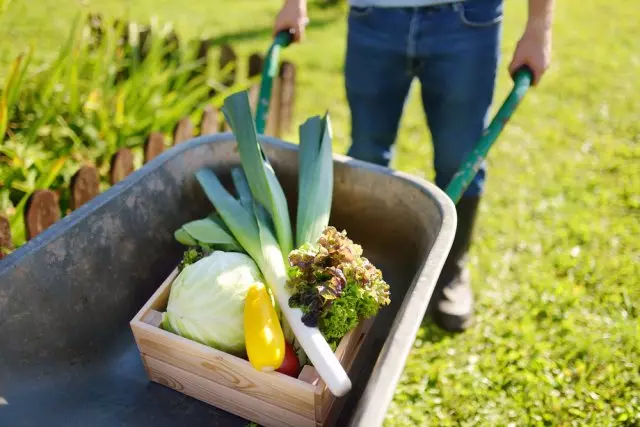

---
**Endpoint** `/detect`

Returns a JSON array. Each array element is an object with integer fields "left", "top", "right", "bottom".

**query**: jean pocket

[
  {"left": 458, "top": 0, "right": 504, "bottom": 27},
  {"left": 350, "top": 6, "right": 373, "bottom": 18}
]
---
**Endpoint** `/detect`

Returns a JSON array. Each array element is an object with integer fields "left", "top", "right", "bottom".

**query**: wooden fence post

[
  {"left": 110, "top": 148, "right": 134, "bottom": 185},
  {"left": 70, "top": 165, "right": 100, "bottom": 210},
  {"left": 200, "top": 105, "right": 219, "bottom": 135},
  {"left": 25, "top": 190, "right": 61, "bottom": 240},
  {"left": 194, "top": 38, "right": 212, "bottom": 81},
  {"left": 173, "top": 118, "right": 194, "bottom": 144},
  {"left": 248, "top": 53, "right": 264, "bottom": 114},
  {"left": 163, "top": 29, "right": 180, "bottom": 64},
  {"left": 144, "top": 132, "right": 165, "bottom": 163},
  {"left": 0, "top": 215, "right": 11, "bottom": 258},
  {"left": 114, "top": 20, "right": 131, "bottom": 83},
  {"left": 220, "top": 44, "right": 237, "bottom": 88},
  {"left": 86, "top": 13, "right": 104, "bottom": 49},
  {"left": 279, "top": 61, "right": 296, "bottom": 136},
  {"left": 220, "top": 44, "right": 237, "bottom": 132},
  {"left": 139, "top": 25, "right": 152, "bottom": 62},
  {"left": 265, "top": 67, "right": 283, "bottom": 137}
]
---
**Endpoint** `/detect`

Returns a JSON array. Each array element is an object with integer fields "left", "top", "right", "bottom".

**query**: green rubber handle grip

[
  {"left": 255, "top": 31, "right": 293, "bottom": 134},
  {"left": 444, "top": 65, "right": 534, "bottom": 204}
]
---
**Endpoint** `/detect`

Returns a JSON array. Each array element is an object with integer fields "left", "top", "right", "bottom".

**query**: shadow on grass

[{"left": 419, "top": 316, "right": 460, "bottom": 344}]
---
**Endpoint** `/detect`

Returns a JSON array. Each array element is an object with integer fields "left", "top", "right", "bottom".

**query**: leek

[
  {"left": 174, "top": 215, "right": 245, "bottom": 253},
  {"left": 296, "top": 113, "right": 334, "bottom": 247},
  {"left": 193, "top": 90, "right": 352, "bottom": 397},
  {"left": 220, "top": 92, "right": 293, "bottom": 258},
  {"left": 196, "top": 167, "right": 352, "bottom": 397},
  {"left": 231, "top": 166, "right": 294, "bottom": 343},
  {"left": 231, "top": 167, "right": 254, "bottom": 211},
  {"left": 195, "top": 169, "right": 264, "bottom": 264}
]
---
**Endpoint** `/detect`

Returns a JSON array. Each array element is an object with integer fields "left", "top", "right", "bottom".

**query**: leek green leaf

[
  {"left": 175, "top": 228, "right": 198, "bottom": 246},
  {"left": 221, "top": 91, "right": 293, "bottom": 257},
  {"left": 195, "top": 168, "right": 264, "bottom": 265},
  {"left": 182, "top": 218, "right": 239, "bottom": 245},
  {"left": 207, "top": 212, "right": 232, "bottom": 233},
  {"left": 231, "top": 167, "right": 254, "bottom": 211},
  {"left": 175, "top": 217, "right": 245, "bottom": 253},
  {"left": 232, "top": 167, "right": 276, "bottom": 237},
  {"left": 296, "top": 112, "right": 334, "bottom": 246}
]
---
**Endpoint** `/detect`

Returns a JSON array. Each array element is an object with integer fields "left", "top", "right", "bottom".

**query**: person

[{"left": 273, "top": 0, "right": 554, "bottom": 332}]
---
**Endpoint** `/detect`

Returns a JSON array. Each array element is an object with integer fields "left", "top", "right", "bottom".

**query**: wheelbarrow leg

[{"left": 427, "top": 195, "right": 480, "bottom": 332}]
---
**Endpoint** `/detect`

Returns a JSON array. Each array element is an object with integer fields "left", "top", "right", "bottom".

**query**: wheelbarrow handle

[
  {"left": 255, "top": 31, "right": 294, "bottom": 134},
  {"left": 444, "top": 65, "right": 534, "bottom": 204}
]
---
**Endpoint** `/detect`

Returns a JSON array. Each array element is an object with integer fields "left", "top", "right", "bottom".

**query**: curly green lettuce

[
  {"left": 286, "top": 226, "right": 391, "bottom": 347},
  {"left": 178, "top": 245, "right": 213, "bottom": 271}
]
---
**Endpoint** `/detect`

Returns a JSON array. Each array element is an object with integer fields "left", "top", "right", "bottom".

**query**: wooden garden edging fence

[{"left": 0, "top": 39, "right": 296, "bottom": 259}]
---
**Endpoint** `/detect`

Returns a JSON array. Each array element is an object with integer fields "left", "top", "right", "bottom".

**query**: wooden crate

[{"left": 130, "top": 267, "right": 373, "bottom": 427}]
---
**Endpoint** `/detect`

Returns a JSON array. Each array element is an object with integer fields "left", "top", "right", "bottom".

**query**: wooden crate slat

[
  {"left": 318, "top": 318, "right": 372, "bottom": 424},
  {"left": 130, "top": 267, "right": 317, "bottom": 420},
  {"left": 145, "top": 356, "right": 316, "bottom": 427},
  {"left": 130, "top": 265, "right": 373, "bottom": 426},
  {"left": 25, "top": 189, "right": 61, "bottom": 240},
  {"left": 132, "top": 319, "right": 316, "bottom": 419},
  {"left": 294, "top": 319, "right": 373, "bottom": 424}
]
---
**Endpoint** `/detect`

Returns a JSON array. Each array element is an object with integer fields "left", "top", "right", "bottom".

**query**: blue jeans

[{"left": 344, "top": 0, "right": 503, "bottom": 197}]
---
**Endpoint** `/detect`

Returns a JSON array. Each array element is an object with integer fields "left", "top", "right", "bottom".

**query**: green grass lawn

[{"left": 2, "top": 0, "right": 639, "bottom": 425}]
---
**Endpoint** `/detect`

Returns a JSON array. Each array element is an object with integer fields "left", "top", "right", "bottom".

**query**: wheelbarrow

[{"left": 0, "top": 31, "right": 532, "bottom": 427}]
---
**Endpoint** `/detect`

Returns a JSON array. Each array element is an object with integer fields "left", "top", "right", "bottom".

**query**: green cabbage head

[{"left": 161, "top": 250, "right": 263, "bottom": 355}]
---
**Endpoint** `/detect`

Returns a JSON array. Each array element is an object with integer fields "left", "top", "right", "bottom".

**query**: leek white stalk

[{"left": 255, "top": 218, "right": 353, "bottom": 398}]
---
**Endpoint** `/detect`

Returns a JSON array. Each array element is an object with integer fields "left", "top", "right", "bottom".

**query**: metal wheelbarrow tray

[{"left": 0, "top": 133, "right": 457, "bottom": 427}]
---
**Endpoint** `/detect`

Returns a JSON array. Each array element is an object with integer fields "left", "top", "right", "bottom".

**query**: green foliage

[{"left": 0, "top": 12, "right": 242, "bottom": 248}]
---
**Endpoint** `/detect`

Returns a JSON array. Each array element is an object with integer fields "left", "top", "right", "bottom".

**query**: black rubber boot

[{"left": 429, "top": 195, "right": 481, "bottom": 332}]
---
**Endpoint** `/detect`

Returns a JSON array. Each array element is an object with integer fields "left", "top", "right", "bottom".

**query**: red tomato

[{"left": 276, "top": 342, "right": 300, "bottom": 377}]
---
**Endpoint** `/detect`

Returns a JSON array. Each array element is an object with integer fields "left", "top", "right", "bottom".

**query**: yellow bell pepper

[{"left": 244, "top": 282, "right": 285, "bottom": 372}]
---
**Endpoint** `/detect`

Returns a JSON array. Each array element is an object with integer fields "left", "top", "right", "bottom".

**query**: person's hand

[
  {"left": 273, "top": 0, "right": 309, "bottom": 43},
  {"left": 509, "top": 21, "right": 552, "bottom": 86}
]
